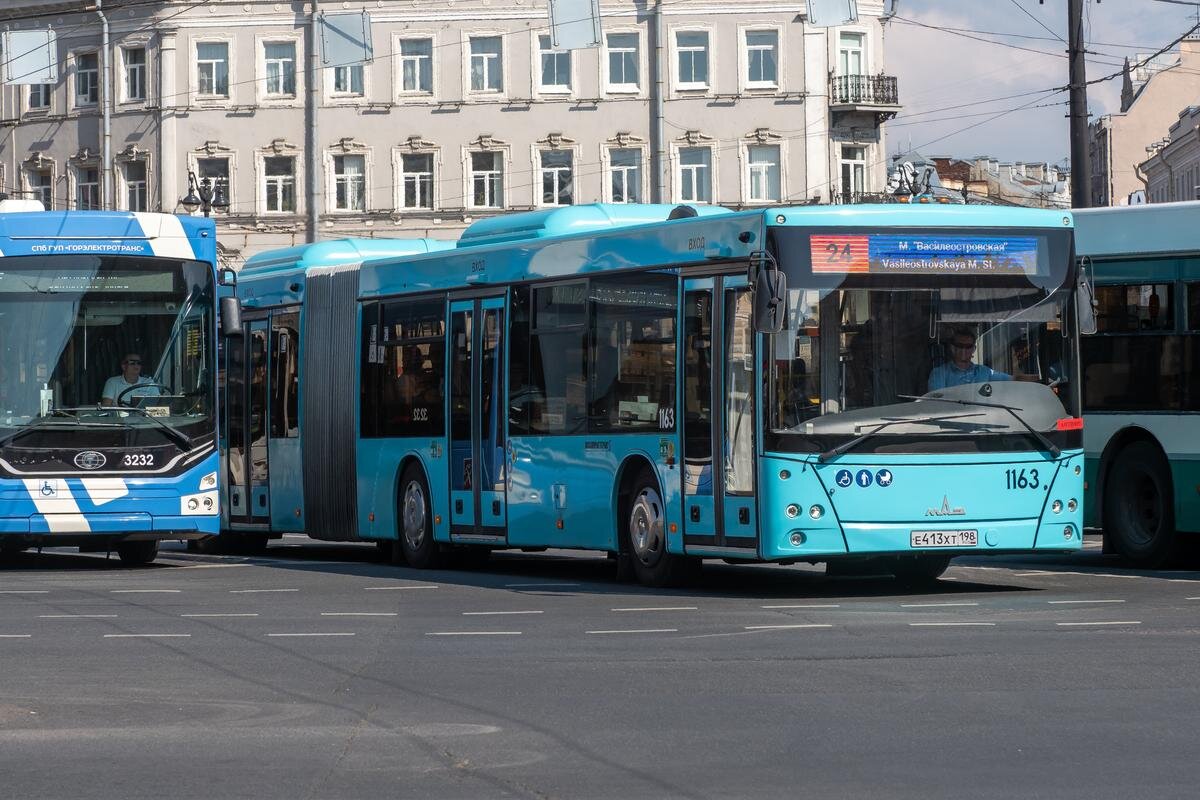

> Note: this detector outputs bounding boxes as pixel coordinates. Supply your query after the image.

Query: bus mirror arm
[220,296,243,337]
[1076,257,1098,336]
[749,250,787,334]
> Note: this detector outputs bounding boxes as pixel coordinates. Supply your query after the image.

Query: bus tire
[623,468,697,588]
[890,555,952,584]
[116,540,159,566]
[1103,440,1177,568]
[398,466,442,570]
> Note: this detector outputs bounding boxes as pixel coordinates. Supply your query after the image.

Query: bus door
[447,295,508,543]
[226,317,271,527]
[681,275,758,553]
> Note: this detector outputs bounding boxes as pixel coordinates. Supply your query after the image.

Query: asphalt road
[2,535,1199,799]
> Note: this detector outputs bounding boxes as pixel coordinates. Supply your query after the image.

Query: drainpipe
[97,0,112,209]
[649,0,666,204]
[305,0,320,242]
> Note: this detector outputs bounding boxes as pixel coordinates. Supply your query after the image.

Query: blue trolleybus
[231,203,1085,585]
[0,201,229,565]
[1075,202,1200,566]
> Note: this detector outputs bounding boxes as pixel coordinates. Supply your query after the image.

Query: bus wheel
[890,555,952,584]
[399,466,442,569]
[116,540,159,566]
[624,469,697,588]
[1104,440,1177,567]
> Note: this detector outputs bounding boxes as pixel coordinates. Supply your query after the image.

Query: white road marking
[1047,599,1126,605]
[230,588,299,593]
[1166,579,1200,583]
[320,612,398,617]
[901,602,979,608]
[761,604,841,609]
[1187,597,1200,601]
[0,635,32,639]
[505,582,580,588]
[104,634,191,638]
[1012,571,1056,577]
[170,564,253,570]
[363,585,438,591]
[0,590,49,594]
[611,606,697,612]
[743,624,834,631]
[909,622,996,627]
[181,613,259,618]
[462,610,544,616]
[425,631,522,636]
[1056,621,1142,627]
[111,589,181,594]
[39,614,117,619]
[587,628,678,635]
[267,632,356,637]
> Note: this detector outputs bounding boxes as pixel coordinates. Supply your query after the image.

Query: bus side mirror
[218,268,237,287]
[1076,269,1097,336]
[752,269,787,334]
[220,296,243,337]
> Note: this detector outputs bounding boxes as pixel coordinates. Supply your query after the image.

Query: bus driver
[101,353,161,406]
[927,327,1011,391]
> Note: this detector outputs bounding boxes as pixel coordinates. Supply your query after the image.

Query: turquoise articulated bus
[0,201,231,565]
[1075,202,1200,566]
[231,203,1084,585]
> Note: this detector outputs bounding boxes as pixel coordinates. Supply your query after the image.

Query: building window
[333,154,366,211]
[124,161,148,211]
[678,147,712,203]
[745,30,778,86]
[470,151,504,208]
[675,31,709,89]
[609,149,642,203]
[333,64,363,95]
[264,156,296,213]
[197,42,229,97]
[264,42,296,96]
[838,32,865,76]
[538,35,571,92]
[469,36,503,93]
[747,145,781,203]
[606,33,639,91]
[840,145,866,200]
[75,53,99,106]
[76,167,100,209]
[28,84,51,110]
[540,150,574,206]
[197,157,231,210]
[399,38,433,94]
[124,47,146,101]
[30,171,53,209]
[400,153,434,209]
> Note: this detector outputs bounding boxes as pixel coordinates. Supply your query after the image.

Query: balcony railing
[830,74,899,107]
[829,191,898,205]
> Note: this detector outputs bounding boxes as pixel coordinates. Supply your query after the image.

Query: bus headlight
[1067,499,1078,513]
[181,491,219,516]
[789,532,806,546]
[785,504,800,519]
[1051,500,1063,514]
[199,472,218,490]
[809,505,824,520]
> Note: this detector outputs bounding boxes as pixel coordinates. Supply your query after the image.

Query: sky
[886,0,1200,167]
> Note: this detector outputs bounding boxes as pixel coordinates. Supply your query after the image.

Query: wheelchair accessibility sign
[39,480,59,498]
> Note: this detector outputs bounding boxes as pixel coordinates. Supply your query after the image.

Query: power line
[1005,0,1066,43]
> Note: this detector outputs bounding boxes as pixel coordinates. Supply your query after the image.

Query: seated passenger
[101,353,161,406]
[927,328,1011,391]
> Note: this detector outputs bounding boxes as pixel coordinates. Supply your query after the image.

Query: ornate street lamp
[180,170,229,217]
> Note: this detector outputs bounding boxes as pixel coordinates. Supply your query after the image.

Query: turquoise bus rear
[0,204,224,565]
[235,203,1084,585]
[1075,202,1200,566]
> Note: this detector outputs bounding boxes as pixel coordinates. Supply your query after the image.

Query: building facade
[1088,37,1200,207]
[0,0,900,265]
[1139,104,1200,204]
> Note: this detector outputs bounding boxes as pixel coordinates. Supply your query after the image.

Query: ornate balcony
[829,74,900,124]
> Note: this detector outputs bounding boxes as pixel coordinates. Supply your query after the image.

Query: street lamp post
[180,170,229,217]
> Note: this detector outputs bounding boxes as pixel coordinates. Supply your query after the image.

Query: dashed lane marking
[230,588,299,594]
[0,590,49,594]
[425,631,523,636]
[320,612,398,617]
[1056,621,1142,627]
[611,606,698,612]
[168,564,253,570]
[103,634,191,638]
[39,614,117,619]
[1047,599,1126,604]
[761,604,841,609]
[901,602,979,608]
[111,589,181,594]
[505,583,581,588]
[462,610,544,616]
[363,586,438,591]
[587,628,678,635]
[0,634,32,638]
[181,613,259,618]
[909,622,996,627]
[743,624,834,631]
[267,632,356,637]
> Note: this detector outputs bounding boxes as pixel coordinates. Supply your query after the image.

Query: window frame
[536,148,577,207]
[193,38,233,102]
[26,83,53,114]
[534,34,574,97]
[120,158,150,212]
[393,34,436,100]
[360,296,449,439]
[25,167,56,210]
[327,61,366,102]
[327,150,370,214]
[673,144,715,204]
[121,45,148,103]
[257,150,302,216]
[739,26,782,92]
[604,146,646,204]
[74,164,101,210]
[394,149,439,211]
[72,51,100,109]
[839,144,868,199]
[188,153,235,216]
[464,32,507,99]
[466,149,507,210]
[255,34,303,106]
[671,27,713,94]
[837,29,868,77]
[742,142,783,204]
[602,29,643,95]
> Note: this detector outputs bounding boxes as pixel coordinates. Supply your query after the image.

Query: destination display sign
[809,234,1043,276]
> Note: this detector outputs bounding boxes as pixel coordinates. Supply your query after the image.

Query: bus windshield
[0,255,215,450]
[766,227,1079,454]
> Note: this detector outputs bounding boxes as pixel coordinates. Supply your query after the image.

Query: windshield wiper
[0,416,123,449]
[899,394,1061,457]
[817,411,985,463]
[114,406,192,452]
